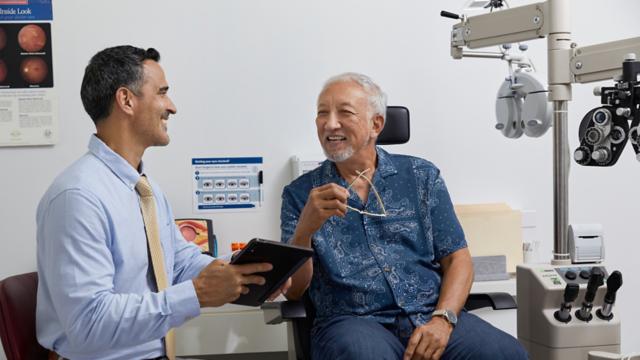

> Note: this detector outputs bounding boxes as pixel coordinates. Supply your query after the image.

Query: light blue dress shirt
[36,135,213,359]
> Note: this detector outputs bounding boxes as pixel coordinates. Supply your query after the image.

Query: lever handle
[440,10,461,20]
[604,270,622,304]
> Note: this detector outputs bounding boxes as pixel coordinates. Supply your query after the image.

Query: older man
[36,45,275,360]
[280,73,527,360]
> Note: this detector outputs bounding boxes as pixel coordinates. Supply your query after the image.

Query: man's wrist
[292,229,313,247]
[430,314,454,330]
[432,309,458,327]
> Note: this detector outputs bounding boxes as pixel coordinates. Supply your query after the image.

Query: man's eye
[340,109,354,115]
[317,111,328,116]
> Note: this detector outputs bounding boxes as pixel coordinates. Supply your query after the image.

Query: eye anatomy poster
[192,157,264,213]
[0,0,57,146]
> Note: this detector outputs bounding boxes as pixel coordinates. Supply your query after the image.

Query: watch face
[446,310,458,324]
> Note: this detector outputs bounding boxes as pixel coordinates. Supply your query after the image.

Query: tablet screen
[230,238,313,306]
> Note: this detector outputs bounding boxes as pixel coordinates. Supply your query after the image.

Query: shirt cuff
[165,280,201,328]
[218,251,235,262]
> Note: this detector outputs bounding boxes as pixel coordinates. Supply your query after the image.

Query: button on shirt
[280,148,467,327]
[36,135,213,360]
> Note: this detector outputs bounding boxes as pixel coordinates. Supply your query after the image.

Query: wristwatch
[432,309,458,327]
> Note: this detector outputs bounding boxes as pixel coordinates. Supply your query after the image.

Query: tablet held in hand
[230,238,313,306]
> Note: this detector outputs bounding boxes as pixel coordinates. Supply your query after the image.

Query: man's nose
[167,97,177,115]
[324,112,340,130]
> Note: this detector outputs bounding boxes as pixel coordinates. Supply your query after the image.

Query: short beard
[323,134,371,163]
[324,146,355,163]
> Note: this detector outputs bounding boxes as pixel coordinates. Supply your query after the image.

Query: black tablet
[230,238,314,306]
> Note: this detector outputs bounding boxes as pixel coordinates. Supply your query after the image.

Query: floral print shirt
[280,147,467,327]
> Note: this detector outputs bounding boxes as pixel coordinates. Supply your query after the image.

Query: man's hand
[403,317,453,360]
[266,277,292,301]
[193,259,272,307]
[295,183,349,239]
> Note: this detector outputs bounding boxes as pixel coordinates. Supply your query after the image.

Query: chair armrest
[261,300,307,325]
[588,351,640,360]
[465,292,517,311]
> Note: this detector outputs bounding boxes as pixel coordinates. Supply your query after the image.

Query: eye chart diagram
[192,157,263,213]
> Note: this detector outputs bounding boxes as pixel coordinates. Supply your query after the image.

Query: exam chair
[261,106,517,360]
[0,272,52,360]
[262,292,516,360]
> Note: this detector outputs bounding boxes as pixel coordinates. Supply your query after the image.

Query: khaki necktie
[136,176,176,360]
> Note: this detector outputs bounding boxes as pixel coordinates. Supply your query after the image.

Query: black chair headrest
[377,106,410,145]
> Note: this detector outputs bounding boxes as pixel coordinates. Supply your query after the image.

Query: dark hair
[80,45,160,123]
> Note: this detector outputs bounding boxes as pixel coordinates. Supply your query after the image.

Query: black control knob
[579,270,590,280]
[597,270,623,320]
[554,283,579,323]
[565,271,577,280]
[576,267,604,322]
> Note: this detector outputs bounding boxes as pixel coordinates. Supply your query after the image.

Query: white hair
[320,72,387,121]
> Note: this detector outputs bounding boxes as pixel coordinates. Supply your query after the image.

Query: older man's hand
[403,317,453,360]
[296,183,349,237]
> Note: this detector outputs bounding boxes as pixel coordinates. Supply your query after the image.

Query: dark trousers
[311,311,528,360]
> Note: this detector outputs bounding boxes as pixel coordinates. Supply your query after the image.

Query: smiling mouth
[326,135,346,142]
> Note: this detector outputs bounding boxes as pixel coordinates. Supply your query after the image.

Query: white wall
[1,0,639,357]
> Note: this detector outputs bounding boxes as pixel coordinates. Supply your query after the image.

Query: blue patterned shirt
[280,147,467,327]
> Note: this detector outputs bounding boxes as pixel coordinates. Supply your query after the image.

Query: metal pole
[547,0,572,264]
[552,100,571,264]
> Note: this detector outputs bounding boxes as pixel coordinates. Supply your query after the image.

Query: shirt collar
[320,146,398,183]
[88,134,143,191]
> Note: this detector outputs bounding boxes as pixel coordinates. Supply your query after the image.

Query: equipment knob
[593,87,602,96]
[610,126,626,144]
[579,270,590,280]
[585,127,604,145]
[574,148,590,163]
[592,148,611,163]
[616,107,632,117]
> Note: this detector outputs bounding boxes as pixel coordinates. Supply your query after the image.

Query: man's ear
[114,87,135,116]
[371,114,385,137]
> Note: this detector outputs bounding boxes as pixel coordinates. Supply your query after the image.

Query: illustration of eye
[239,193,251,202]
[203,195,214,203]
[226,179,238,188]
[239,179,250,188]
[202,180,213,189]
[215,194,226,203]
[18,24,47,53]
[227,194,238,202]
[20,56,48,84]
[214,180,226,188]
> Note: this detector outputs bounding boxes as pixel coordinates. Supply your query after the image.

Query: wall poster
[0,0,57,146]
[192,157,264,213]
